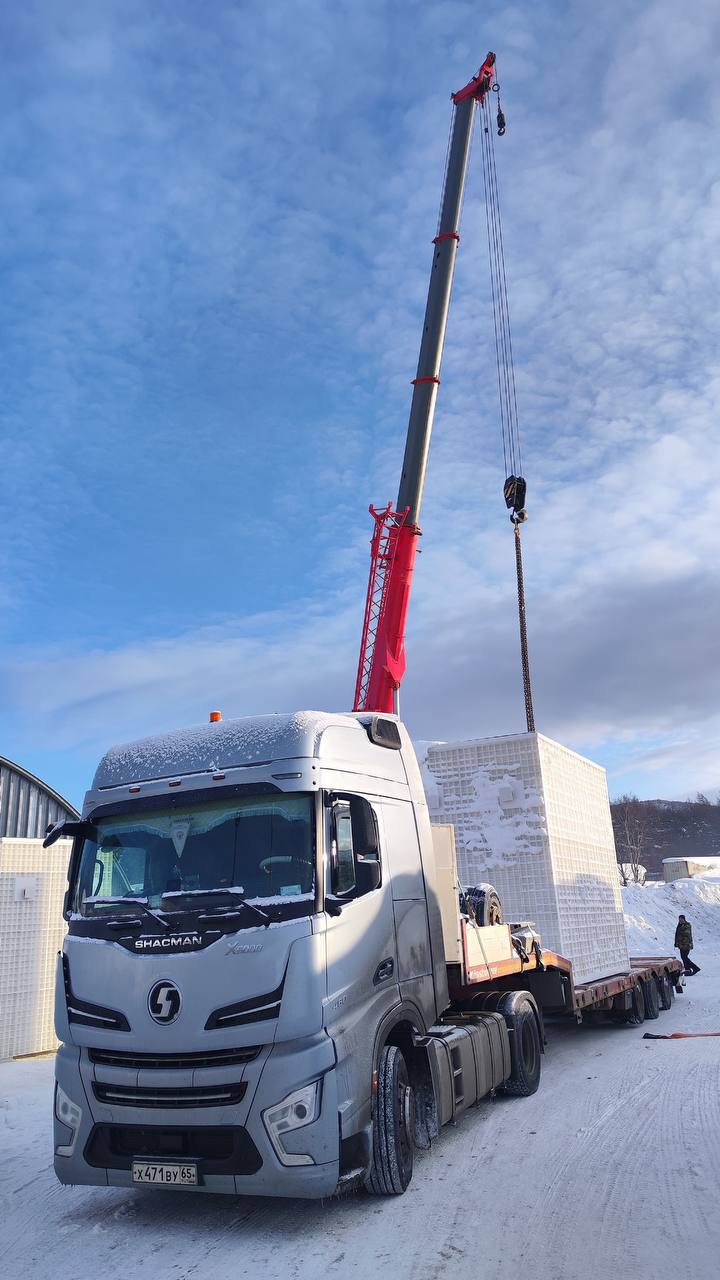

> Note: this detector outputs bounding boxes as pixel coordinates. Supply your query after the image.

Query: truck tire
[657,971,674,1011]
[464,883,503,926]
[366,1045,414,1196]
[641,976,660,1020]
[627,981,646,1025]
[497,993,541,1097]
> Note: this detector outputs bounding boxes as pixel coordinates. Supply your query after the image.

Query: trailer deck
[447,918,684,1021]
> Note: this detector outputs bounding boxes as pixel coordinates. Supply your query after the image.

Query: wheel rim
[396,1062,414,1174]
[521,1019,537,1076]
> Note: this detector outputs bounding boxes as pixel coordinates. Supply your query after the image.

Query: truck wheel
[627,981,646,1025]
[657,971,674,1011]
[366,1046,414,1196]
[465,883,503,926]
[497,994,541,1097]
[641,976,660,1020]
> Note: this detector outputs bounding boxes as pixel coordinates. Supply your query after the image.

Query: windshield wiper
[161,888,271,927]
[91,896,172,931]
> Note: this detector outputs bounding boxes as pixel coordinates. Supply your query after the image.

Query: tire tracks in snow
[525,1046,720,1279]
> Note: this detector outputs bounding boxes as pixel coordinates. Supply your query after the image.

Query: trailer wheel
[366,1046,414,1196]
[657,971,674,1011]
[641,976,660,1020]
[464,883,503,926]
[497,994,541,1097]
[627,981,646,1025]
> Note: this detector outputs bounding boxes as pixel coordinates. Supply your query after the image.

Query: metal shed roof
[0,755,79,839]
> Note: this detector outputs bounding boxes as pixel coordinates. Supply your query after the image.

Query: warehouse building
[0,754,78,838]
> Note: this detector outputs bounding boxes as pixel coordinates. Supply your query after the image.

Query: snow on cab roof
[92,711,360,789]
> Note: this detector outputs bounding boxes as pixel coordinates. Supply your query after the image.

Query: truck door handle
[373,958,394,985]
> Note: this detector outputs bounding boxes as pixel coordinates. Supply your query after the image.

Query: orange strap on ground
[643,1031,720,1040]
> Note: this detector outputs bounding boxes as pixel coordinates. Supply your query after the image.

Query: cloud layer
[1,0,718,805]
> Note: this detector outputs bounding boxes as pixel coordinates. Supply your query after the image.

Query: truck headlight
[55,1083,82,1156]
[262,1080,322,1167]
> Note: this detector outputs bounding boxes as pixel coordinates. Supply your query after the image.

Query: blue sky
[1,0,719,810]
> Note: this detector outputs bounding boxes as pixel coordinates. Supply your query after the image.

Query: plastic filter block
[0,838,70,1059]
[422,733,630,985]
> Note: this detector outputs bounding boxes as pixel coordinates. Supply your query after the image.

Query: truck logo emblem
[148,980,182,1024]
[134,934,203,950]
[225,941,264,955]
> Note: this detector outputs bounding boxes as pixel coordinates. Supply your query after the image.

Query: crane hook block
[497,107,506,136]
[504,474,527,512]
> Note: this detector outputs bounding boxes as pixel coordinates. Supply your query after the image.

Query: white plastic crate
[421,733,630,985]
[0,838,70,1059]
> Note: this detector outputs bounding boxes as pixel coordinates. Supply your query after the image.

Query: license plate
[132,1161,198,1186]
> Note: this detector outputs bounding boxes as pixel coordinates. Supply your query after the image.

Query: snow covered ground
[1,880,719,1280]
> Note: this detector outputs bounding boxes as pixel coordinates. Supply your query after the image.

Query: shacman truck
[45,58,682,1199]
[47,711,682,1198]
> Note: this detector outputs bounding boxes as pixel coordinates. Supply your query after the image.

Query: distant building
[662,856,720,882]
[0,755,78,838]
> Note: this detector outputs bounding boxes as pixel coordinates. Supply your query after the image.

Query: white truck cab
[49,711,542,1197]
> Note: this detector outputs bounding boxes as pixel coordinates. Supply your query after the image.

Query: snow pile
[618,862,647,884]
[622,876,720,954]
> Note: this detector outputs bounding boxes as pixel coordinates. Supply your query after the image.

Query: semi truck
[45,58,682,1199]
[46,711,682,1198]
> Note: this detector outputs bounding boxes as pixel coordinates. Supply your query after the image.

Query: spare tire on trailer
[464,883,503,926]
[657,971,674,1011]
[641,975,660,1020]
[496,992,542,1097]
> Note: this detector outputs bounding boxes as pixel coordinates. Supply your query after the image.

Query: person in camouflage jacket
[675,915,700,975]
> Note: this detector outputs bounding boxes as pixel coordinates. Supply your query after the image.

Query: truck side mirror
[43,819,95,848]
[349,796,379,857]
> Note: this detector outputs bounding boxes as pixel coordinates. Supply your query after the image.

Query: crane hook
[492,82,506,136]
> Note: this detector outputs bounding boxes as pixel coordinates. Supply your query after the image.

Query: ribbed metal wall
[0,757,78,839]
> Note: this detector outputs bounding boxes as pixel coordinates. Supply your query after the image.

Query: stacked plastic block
[422,733,630,985]
[0,838,70,1059]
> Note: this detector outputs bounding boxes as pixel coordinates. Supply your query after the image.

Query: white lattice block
[0,838,70,1058]
[421,733,629,985]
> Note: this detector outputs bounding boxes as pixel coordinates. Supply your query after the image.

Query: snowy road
[2,960,719,1280]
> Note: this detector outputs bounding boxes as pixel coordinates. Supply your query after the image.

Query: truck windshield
[71,793,315,918]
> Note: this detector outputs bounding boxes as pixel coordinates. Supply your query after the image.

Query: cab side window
[331,797,380,900]
[333,805,356,895]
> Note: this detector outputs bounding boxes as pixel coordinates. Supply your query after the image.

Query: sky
[0,0,719,810]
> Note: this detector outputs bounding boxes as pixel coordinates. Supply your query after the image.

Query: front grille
[85,1123,263,1174]
[89,1046,261,1070]
[92,1081,247,1109]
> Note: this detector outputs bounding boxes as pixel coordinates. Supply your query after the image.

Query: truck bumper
[54,1034,342,1199]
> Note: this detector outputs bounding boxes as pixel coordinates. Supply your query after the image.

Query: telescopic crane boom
[353,55,498,715]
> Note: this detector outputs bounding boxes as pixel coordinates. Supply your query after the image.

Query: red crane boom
[353,55,497,714]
